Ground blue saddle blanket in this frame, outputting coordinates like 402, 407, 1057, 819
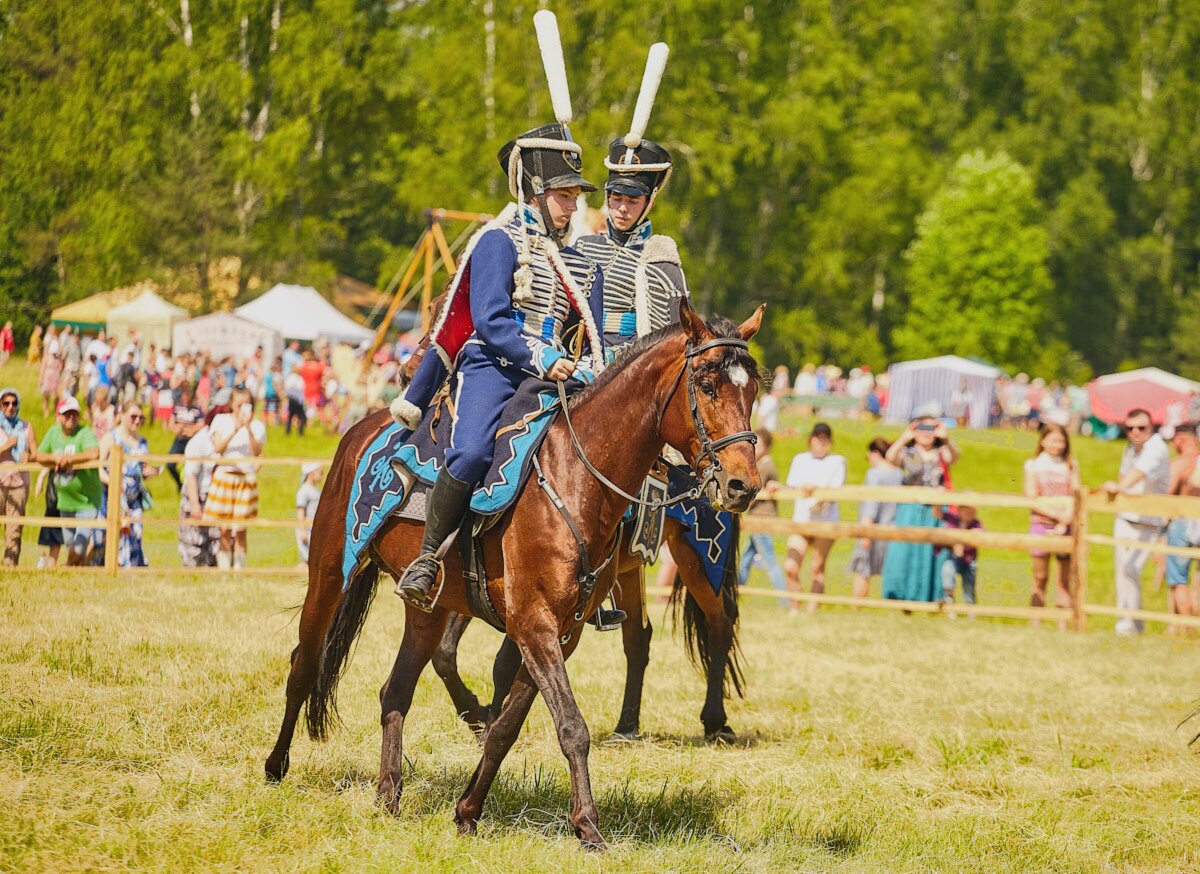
664, 464, 736, 595
342, 379, 560, 586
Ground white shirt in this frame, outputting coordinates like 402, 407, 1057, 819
209, 413, 267, 477
183, 427, 216, 498
1118, 432, 1170, 526
284, 372, 305, 402
756, 393, 780, 433
86, 338, 109, 362
786, 452, 847, 522
793, 372, 818, 396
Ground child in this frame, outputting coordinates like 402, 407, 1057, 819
940, 505, 983, 605
295, 463, 323, 566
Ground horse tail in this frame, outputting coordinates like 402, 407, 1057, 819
305, 562, 380, 741
1180, 700, 1200, 747
669, 514, 746, 698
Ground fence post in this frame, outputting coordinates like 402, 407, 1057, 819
1071, 487, 1089, 631
104, 442, 123, 577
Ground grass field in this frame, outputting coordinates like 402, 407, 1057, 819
3, 570, 1200, 871
4, 360, 1200, 870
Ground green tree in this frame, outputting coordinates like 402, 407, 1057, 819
893, 150, 1052, 372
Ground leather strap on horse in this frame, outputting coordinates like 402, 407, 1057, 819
532, 455, 618, 640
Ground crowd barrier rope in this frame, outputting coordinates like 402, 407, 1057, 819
3, 453, 1200, 631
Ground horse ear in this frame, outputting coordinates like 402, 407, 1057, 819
678, 297, 710, 344
738, 304, 766, 341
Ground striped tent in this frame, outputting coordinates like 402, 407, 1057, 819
884, 355, 1002, 429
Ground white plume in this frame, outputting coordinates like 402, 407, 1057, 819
624, 42, 669, 150
533, 10, 573, 124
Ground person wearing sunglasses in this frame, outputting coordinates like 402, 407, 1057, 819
1102, 408, 1171, 635
0, 388, 36, 565
97, 402, 161, 567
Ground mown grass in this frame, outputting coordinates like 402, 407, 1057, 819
2, 569, 1200, 871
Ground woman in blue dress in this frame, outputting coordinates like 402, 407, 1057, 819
97, 402, 162, 567
881, 412, 960, 602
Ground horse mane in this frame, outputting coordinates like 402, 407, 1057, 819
570, 315, 760, 409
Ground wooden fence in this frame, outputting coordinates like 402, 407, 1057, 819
3, 452, 1200, 631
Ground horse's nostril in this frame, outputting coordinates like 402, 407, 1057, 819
727, 478, 749, 496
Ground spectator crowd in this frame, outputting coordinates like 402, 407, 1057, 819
0, 322, 390, 571
741, 402, 1200, 635
5, 320, 1200, 635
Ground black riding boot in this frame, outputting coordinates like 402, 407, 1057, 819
396, 469, 474, 611
592, 599, 628, 631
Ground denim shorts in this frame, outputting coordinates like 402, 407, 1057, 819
60, 507, 100, 556
1165, 519, 1196, 587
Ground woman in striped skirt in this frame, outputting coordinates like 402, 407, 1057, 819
206, 387, 266, 569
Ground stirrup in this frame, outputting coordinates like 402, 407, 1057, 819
592, 606, 627, 632
396, 552, 445, 614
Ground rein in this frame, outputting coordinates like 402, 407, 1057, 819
553, 336, 758, 510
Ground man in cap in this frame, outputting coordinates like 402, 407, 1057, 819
34, 397, 101, 566
390, 122, 606, 611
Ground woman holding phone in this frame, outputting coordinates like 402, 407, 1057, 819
206, 387, 266, 569
97, 402, 161, 567
881, 409, 960, 602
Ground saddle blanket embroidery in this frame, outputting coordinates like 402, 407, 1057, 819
342, 379, 561, 588
664, 464, 735, 595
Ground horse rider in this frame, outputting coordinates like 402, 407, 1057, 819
391, 123, 609, 615
575, 137, 686, 352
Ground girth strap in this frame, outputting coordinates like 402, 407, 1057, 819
532, 455, 617, 636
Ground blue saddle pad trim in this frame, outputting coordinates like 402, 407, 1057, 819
663, 465, 733, 595
342, 385, 559, 589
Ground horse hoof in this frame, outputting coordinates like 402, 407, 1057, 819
377, 782, 403, 817
455, 801, 481, 835
605, 729, 641, 744
264, 752, 289, 783
704, 725, 736, 745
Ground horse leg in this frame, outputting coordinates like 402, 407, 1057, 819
671, 527, 738, 743
264, 524, 349, 782
513, 624, 606, 848
485, 636, 523, 725
612, 560, 652, 739
377, 605, 450, 815
431, 612, 491, 735
454, 667, 539, 835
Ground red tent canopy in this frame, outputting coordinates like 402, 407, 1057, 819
1088, 367, 1200, 424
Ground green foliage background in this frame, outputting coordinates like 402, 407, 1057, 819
2, 0, 1199, 379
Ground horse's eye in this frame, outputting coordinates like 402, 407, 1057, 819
700, 380, 718, 399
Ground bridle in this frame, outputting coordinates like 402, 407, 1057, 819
545, 333, 758, 639
554, 335, 758, 509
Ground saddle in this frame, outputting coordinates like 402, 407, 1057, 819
342, 378, 561, 590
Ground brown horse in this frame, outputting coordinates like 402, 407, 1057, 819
432, 517, 745, 743
264, 301, 763, 849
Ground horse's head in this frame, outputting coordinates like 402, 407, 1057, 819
660, 299, 765, 512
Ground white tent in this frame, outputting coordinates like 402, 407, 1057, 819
106, 289, 189, 351
235, 283, 373, 344
173, 312, 283, 362
885, 354, 1003, 430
